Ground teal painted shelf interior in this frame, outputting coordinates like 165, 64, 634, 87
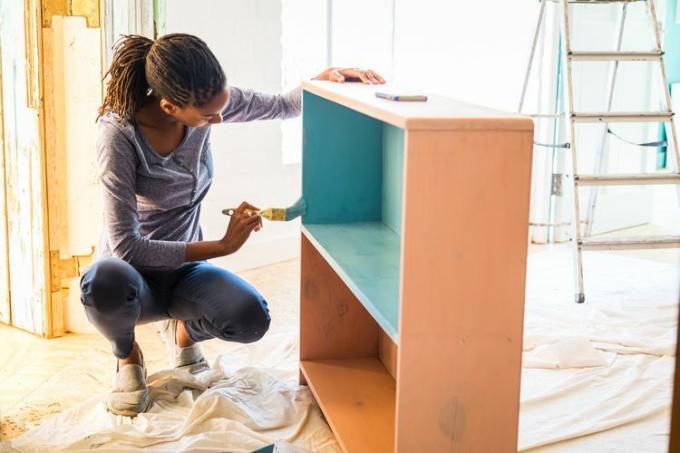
302, 91, 404, 343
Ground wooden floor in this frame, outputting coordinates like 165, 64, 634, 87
0, 259, 300, 440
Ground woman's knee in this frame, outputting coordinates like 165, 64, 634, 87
215, 293, 271, 343
80, 257, 141, 313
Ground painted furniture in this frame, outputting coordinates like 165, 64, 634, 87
299, 80, 534, 452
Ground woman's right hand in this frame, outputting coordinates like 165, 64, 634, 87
220, 201, 262, 255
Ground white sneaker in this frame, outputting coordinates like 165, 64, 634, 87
108, 355, 150, 416
157, 319, 210, 375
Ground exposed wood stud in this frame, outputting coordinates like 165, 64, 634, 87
41, 0, 100, 28
49, 248, 94, 293
41, 0, 68, 27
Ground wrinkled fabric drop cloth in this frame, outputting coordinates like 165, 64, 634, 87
5, 331, 339, 453
520, 248, 679, 452
523, 337, 610, 369
4, 247, 679, 452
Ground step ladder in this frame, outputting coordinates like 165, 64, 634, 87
519, 0, 680, 303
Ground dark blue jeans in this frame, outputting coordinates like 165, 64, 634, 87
80, 257, 271, 359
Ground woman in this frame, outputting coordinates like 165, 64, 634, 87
81, 33, 384, 417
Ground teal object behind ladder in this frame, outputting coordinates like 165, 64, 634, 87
660, 0, 680, 168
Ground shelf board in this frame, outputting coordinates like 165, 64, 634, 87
302, 223, 400, 343
300, 358, 396, 453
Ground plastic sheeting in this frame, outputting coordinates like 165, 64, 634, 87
3, 247, 679, 452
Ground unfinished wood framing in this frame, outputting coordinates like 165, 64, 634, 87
41, 11, 101, 335
41, 0, 100, 28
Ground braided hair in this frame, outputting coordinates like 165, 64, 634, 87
98, 34, 226, 121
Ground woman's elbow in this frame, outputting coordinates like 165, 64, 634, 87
110, 237, 141, 266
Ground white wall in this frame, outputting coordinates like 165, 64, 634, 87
330, 0, 538, 111
280, 0, 328, 164
166, 0, 303, 273
394, 1, 556, 242
330, 0, 394, 79
392, 0, 538, 112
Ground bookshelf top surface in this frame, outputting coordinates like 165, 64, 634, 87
303, 80, 533, 131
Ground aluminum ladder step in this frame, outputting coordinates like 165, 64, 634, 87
579, 236, 680, 251
572, 111, 673, 123
568, 51, 663, 61
575, 173, 680, 186
549, 0, 647, 3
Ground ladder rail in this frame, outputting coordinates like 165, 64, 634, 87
560, 0, 586, 303
518, 0, 548, 114
584, 2, 628, 238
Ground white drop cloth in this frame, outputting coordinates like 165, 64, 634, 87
3, 247, 679, 452
520, 248, 679, 452
4, 331, 340, 453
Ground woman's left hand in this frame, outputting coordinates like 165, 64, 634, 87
314, 67, 385, 84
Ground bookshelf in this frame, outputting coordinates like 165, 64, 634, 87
299, 80, 533, 452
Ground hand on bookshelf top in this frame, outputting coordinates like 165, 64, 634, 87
313, 68, 385, 85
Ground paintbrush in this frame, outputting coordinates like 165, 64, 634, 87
222, 197, 307, 221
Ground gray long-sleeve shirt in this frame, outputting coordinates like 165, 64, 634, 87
95, 86, 302, 270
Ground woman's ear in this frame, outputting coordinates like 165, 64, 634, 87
159, 98, 178, 116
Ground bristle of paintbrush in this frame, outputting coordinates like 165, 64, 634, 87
284, 197, 307, 221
